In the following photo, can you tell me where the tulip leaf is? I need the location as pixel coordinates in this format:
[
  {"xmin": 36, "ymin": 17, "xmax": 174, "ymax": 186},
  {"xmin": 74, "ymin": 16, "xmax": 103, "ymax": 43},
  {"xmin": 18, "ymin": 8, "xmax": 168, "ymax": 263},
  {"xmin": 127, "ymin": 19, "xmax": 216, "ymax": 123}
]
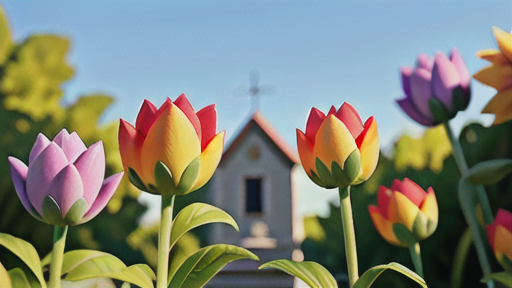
[
  {"xmin": 168, "ymin": 244, "xmax": 259, "ymax": 288},
  {"xmin": 466, "ymin": 159, "xmax": 512, "ymax": 185},
  {"xmin": 451, "ymin": 86, "xmax": 467, "ymax": 116},
  {"xmin": 42, "ymin": 195, "xmax": 66, "ymax": 226},
  {"xmin": 428, "ymin": 97, "xmax": 450, "ymax": 123},
  {"xmin": 353, "ymin": 262, "xmax": 426, "ymax": 288},
  {"xmin": 0, "ymin": 233, "xmax": 45, "ymax": 287},
  {"xmin": 154, "ymin": 161, "xmax": 176, "ymax": 196},
  {"xmin": 0, "ymin": 262, "xmax": 12, "ymax": 288},
  {"xmin": 259, "ymin": 259, "xmax": 337, "ymax": 288},
  {"xmin": 481, "ymin": 272, "xmax": 512, "ymax": 287},
  {"xmin": 61, "ymin": 249, "xmax": 155, "ymax": 288},
  {"xmin": 392, "ymin": 223, "xmax": 418, "ymax": 247},
  {"xmin": 64, "ymin": 197, "xmax": 88, "ymax": 225},
  {"xmin": 177, "ymin": 157, "xmax": 200, "ymax": 195},
  {"xmin": 343, "ymin": 149, "xmax": 361, "ymax": 184},
  {"xmin": 315, "ymin": 158, "xmax": 337, "ymax": 189},
  {"xmin": 169, "ymin": 203, "xmax": 239, "ymax": 252},
  {"xmin": 7, "ymin": 268, "xmax": 31, "ymax": 288},
  {"xmin": 128, "ymin": 167, "xmax": 149, "ymax": 192}
]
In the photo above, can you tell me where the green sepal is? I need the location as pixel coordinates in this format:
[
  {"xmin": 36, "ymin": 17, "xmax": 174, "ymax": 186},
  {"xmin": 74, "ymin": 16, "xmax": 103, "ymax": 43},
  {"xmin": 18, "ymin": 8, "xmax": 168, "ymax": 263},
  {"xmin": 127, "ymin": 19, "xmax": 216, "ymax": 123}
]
[
  {"xmin": 500, "ymin": 255, "xmax": 512, "ymax": 274},
  {"xmin": 315, "ymin": 158, "xmax": 337, "ymax": 189},
  {"xmin": 343, "ymin": 149, "xmax": 361, "ymax": 184},
  {"xmin": 259, "ymin": 259, "xmax": 338, "ymax": 288},
  {"xmin": 64, "ymin": 198, "xmax": 88, "ymax": 225},
  {"xmin": 309, "ymin": 170, "xmax": 325, "ymax": 187},
  {"xmin": 154, "ymin": 161, "xmax": 176, "ymax": 197},
  {"xmin": 450, "ymin": 86, "xmax": 467, "ymax": 116},
  {"xmin": 428, "ymin": 97, "xmax": 450, "ymax": 123},
  {"xmin": 466, "ymin": 159, "xmax": 512, "ymax": 185},
  {"xmin": 128, "ymin": 167, "xmax": 148, "ymax": 192},
  {"xmin": 41, "ymin": 195, "xmax": 65, "ymax": 226},
  {"xmin": 392, "ymin": 223, "xmax": 418, "ymax": 247},
  {"xmin": 176, "ymin": 156, "xmax": 200, "ymax": 195},
  {"xmin": 412, "ymin": 212, "xmax": 437, "ymax": 240},
  {"xmin": 481, "ymin": 272, "xmax": 512, "ymax": 287}
]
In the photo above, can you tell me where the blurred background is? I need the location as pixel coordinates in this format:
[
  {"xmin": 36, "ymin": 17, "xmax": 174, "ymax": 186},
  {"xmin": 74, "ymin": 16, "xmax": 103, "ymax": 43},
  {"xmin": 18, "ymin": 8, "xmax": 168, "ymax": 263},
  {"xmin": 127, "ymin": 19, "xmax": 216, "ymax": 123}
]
[{"xmin": 0, "ymin": 1, "xmax": 511, "ymax": 287}]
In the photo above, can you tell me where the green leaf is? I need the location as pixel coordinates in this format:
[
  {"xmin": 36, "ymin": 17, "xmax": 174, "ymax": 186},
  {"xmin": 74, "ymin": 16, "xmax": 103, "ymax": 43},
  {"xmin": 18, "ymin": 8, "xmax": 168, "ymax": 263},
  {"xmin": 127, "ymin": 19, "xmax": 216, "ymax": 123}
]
[
  {"xmin": 170, "ymin": 203, "xmax": 239, "ymax": 251},
  {"xmin": 259, "ymin": 259, "xmax": 337, "ymax": 288},
  {"xmin": 0, "ymin": 233, "xmax": 45, "ymax": 287},
  {"xmin": 481, "ymin": 272, "xmax": 512, "ymax": 287},
  {"xmin": 7, "ymin": 268, "xmax": 31, "ymax": 288},
  {"xmin": 392, "ymin": 223, "xmax": 418, "ymax": 247},
  {"xmin": 154, "ymin": 161, "xmax": 176, "ymax": 196},
  {"xmin": 354, "ymin": 262, "xmax": 427, "ymax": 288},
  {"xmin": 0, "ymin": 262, "xmax": 12, "ymax": 288},
  {"xmin": 128, "ymin": 167, "xmax": 149, "ymax": 192},
  {"xmin": 64, "ymin": 198, "xmax": 88, "ymax": 224},
  {"xmin": 177, "ymin": 157, "xmax": 200, "ymax": 195},
  {"xmin": 466, "ymin": 159, "xmax": 512, "ymax": 185},
  {"xmin": 40, "ymin": 252, "xmax": 52, "ymax": 269},
  {"xmin": 168, "ymin": 244, "xmax": 259, "ymax": 288},
  {"xmin": 61, "ymin": 249, "xmax": 155, "ymax": 288},
  {"xmin": 42, "ymin": 195, "xmax": 65, "ymax": 226}
]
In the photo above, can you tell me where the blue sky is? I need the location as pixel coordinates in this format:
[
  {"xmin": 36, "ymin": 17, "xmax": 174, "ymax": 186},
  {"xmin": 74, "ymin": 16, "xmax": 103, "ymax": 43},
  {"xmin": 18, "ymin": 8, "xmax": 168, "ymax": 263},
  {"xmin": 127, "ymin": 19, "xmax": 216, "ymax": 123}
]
[{"xmin": 3, "ymin": 1, "xmax": 511, "ymax": 218}]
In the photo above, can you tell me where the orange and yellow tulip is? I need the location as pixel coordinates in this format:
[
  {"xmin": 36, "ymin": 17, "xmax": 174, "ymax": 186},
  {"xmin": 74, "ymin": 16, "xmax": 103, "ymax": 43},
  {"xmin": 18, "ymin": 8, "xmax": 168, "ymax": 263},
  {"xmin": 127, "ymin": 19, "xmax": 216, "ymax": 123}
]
[
  {"xmin": 473, "ymin": 27, "xmax": 512, "ymax": 124},
  {"xmin": 118, "ymin": 94, "xmax": 225, "ymax": 196},
  {"xmin": 368, "ymin": 178, "xmax": 438, "ymax": 247},
  {"xmin": 486, "ymin": 209, "xmax": 512, "ymax": 272},
  {"xmin": 296, "ymin": 103, "xmax": 379, "ymax": 188}
]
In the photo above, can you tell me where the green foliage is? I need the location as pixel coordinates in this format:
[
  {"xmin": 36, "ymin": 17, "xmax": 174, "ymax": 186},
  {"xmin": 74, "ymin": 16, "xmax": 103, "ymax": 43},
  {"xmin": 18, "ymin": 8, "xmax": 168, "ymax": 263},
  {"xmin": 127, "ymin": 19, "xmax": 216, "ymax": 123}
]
[
  {"xmin": 259, "ymin": 259, "xmax": 338, "ymax": 288},
  {"xmin": 482, "ymin": 272, "xmax": 512, "ymax": 287},
  {"xmin": 354, "ymin": 262, "xmax": 426, "ymax": 288},
  {"xmin": 466, "ymin": 159, "xmax": 512, "ymax": 185}
]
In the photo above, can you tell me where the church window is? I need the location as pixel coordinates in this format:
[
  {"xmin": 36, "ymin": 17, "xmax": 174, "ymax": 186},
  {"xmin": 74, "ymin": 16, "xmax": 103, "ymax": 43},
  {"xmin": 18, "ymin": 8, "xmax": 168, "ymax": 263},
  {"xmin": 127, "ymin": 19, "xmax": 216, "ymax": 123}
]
[{"xmin": 245, "ymin": 178, "xmax": 262, "ymax": 213}]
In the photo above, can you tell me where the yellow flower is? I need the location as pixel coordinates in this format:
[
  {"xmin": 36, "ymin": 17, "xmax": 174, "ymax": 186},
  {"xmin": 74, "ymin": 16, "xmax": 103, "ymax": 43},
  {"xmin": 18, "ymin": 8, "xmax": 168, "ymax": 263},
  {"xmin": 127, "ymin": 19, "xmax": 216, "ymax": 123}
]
[{"xmin": 474, "ymin": 27, "xmax": 512, "ymax": 124}]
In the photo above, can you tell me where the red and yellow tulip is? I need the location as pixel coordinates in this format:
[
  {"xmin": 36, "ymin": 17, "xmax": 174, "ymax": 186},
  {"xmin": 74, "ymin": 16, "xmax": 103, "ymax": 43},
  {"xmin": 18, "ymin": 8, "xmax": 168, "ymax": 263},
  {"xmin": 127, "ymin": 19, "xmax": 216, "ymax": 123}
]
[
  {"xmin": 368, "ymin": 178, "xmax": 438, "ymax": 247},
  {"xmin": 486, "ymin": 209, "xmax": 512, "ymax": 272},
  {"xmin": 474, "ymin": 27, "xmax": 512, "ymax": 124},
  {"xmin": 296, "ymin": 103, "xmax": 379, "ymax": 188},
  {"xmin": 118, "ymin": 94, "xmax": 225, "ymax": 196}
]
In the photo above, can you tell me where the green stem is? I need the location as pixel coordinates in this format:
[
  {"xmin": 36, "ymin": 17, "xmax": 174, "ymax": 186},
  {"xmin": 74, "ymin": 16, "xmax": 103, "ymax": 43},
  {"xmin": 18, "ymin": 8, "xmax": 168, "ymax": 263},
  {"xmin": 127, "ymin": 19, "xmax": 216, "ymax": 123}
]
[
  {"xmin": 442, "ymin": 122, "xmax": 494, "ymax": 288},
  {"xmin": 338, "ymin": 186, "xmax": 358, "ymax": 288},
  {"xmin": 409, "ymin": 242, "xmax": 423, "ymax": 278},
  {"xmin": 156, "ymin": 195, "xmax": 175, "ymax": 288},
  {"xmin": 48, "ymin": 225, "xmax": 68, "ymax": 288}
]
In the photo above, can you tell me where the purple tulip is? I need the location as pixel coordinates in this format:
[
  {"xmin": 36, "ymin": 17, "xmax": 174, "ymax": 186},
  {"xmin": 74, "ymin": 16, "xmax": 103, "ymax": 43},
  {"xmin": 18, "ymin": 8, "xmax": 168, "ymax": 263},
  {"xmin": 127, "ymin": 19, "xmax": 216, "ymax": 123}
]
[
  {"xmin": 8, "ymin": 129, "xmax": 124, "ymax": 226},
  {"xmin": 397, "ymin": 48, "xmax": 471, "ymax": 126}
]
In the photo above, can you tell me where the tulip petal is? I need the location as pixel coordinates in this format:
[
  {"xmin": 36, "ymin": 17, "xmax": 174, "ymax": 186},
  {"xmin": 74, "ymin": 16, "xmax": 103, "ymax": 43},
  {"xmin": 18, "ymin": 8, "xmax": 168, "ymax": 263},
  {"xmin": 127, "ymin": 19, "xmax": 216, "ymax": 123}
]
[
  {"xmin": 473, "ymin": 64, "xmax": 512, "ymax": 92},
  {"xmin": 377, "ymin": 186, "xmax": 393, "ymax": 219},
  {"xmin": 410, "ymin": 68, "xmax": 434, "ymax": 119},
  {"xmin": 313, "ymin": 115, "xmax": 357, "ymax": 171},
  {"xmin": 482, "ymin": 88, "xmax": 512, "ymax": 125},
  {"xmin": 396, "ymin": 97, "xmax": 434, "ymax": 126},
  {"xmin": 487, "ymin": 209, "xmax": 512, "ymax": 250},
  {"xmin": 26, "ymin": 142, "xmax": 69, "ymax": 216},
  {"xmin": 493, "ymin": 26, "xmax": 512, "ymax": 62},
  {"xmin": 450, "ymin": 48, "xmax": 471, "ymax": 92},
  {"xmin": 191, "ymin": 131, "xmax": 225, "ymax": 191},
  {"xmin": 388, "ymin": 191, "xmax": 420, "ymax": 231},
  {"xmin": 432, "ymin": 53, "xmax": 460, "ymax": 111},
  {"xmin": 8, "ymin": 157, "xmax": 40, "ymax": 218},
  {"xmin": 336, "ymin": 103, "xmax": 363, "ymax": 139},
  {"xmin": 416, "ymin": 53, "xmax": 434, "ymax": 71},
  {"xmin": 476, "ymin": 49, "xmax": 509, "ymax": 65},
  {"xmin": 400, "ymin": 178, "xmax": 427, "ymax": 207},
  {"xmin": 197, "ymin": 104, "xmax": 217, "ymax": 151},
  {"xmin": 354, "ymin": 116, "xmax": 379, "ymax": 183},
  {"xmin": 305, "ymin": 108, "xmax": 325, "ymax": 143},
  {"xmin": 52, "ymin": 129, "xmax": 87, "ymax": 163},
  {"xmin": 141, "ymin": 103, "xmax": 201, "ymax": 187},
  {"xmin": 47, "ymin": 164, "xmax": 85, "ymax": 218},
  {"xmin": 400, "ymin": 67, "xmax": 413, "ymax": 98},
  {"xmin": 368, "ymin": 206, "xmax": 406, "ymax": 247},
  {"xmin": 419, "ymin": 187, "xmax": 438, "ymax": 222},
  {"xmin": 494, "ymin": 225, "xmax": 512, "ymax": 265},
  {"xmin": 81, "ymin": 172, "xmax": 124, "ymax": 224},
  {"xmin": 73, "ymin": 141, "xmax": 106, "ymax": 209},
  {"xmin": 135, "ymin": 99, "xmax": 157, "ymax": 138},
  {"xmin": 29, "ymin": 133, "xmax": 51, "ymax": 165},
  {"xmin": 119, "ymin": 119, "xmax": 144, "ymax": 175},
  {"xmin": 174, "ymin": 94, "xmax": 202, "ymax": 140},
  {"xmin": 297, "ymin": 129, "xmax": 316, "ymax": 177}
]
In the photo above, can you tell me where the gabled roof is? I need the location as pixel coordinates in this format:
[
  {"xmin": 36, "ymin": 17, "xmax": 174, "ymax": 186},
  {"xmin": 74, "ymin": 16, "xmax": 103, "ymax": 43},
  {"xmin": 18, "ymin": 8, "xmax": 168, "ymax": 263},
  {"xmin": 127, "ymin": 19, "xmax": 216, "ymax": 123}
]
[{"xmin": 220, "ymin": 111, "xmax": 299, "ymax": 167}]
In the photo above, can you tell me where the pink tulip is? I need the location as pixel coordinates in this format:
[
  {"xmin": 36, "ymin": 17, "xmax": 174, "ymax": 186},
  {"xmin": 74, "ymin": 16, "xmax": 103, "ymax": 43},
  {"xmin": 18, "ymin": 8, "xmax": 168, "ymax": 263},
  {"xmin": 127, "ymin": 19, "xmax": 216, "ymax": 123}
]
[{"xmin": 8, "ymin": 129, "xmax": 123, "ymax": 226}]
